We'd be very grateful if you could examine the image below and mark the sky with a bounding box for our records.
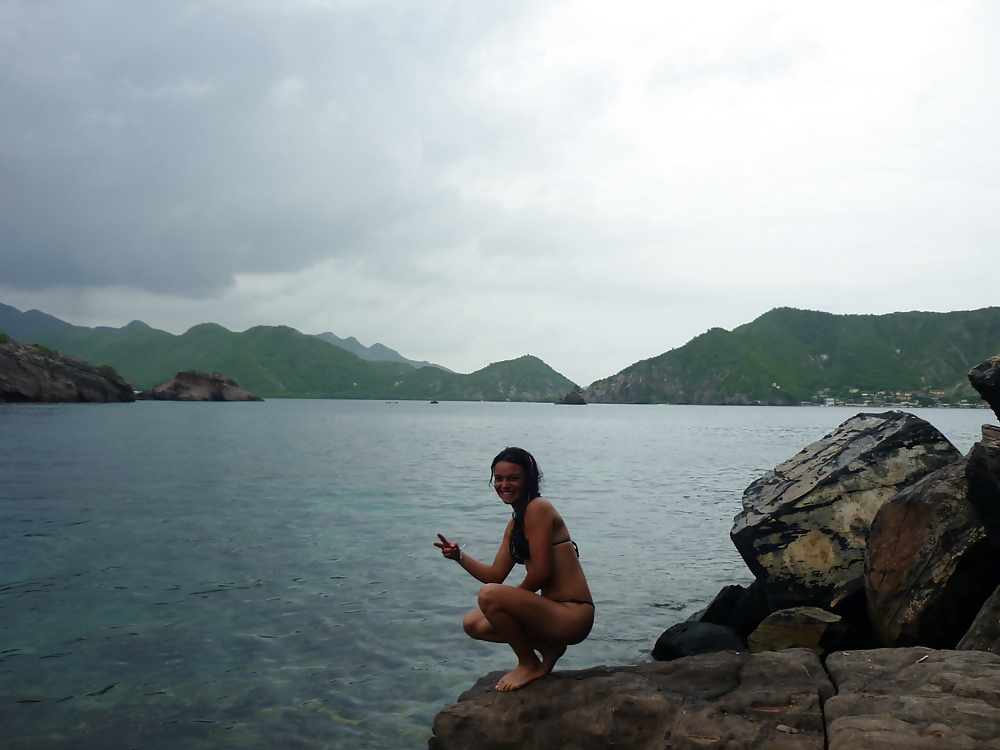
[1,0,998,386]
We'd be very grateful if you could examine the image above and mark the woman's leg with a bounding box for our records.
[476,584,593,691]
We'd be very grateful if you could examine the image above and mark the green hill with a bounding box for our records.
[584,307,1000,405]
[28,323,576,401]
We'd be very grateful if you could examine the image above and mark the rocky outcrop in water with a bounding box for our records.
[0,336,134,403]
[731,411,960,612]
[865,458,1000,649]
[555,388,587,405]
[137,371,263,401]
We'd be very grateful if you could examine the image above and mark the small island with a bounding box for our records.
[137,371,263,402]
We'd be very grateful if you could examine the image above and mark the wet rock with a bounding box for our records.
[651,621,743,661]
[865,460,1000,648]
[699,580,772,641]
[969,354,1000,422]
[966,428,1000,550]
[747,607,841,656]
[732,411,960,611]
[825,648,1000,749]
[137,371,263,401]
[430,649,831,750]
[555,388,586,405]
[0,337,134,403]
[958,584,1000,655]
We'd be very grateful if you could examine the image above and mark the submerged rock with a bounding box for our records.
[824,648,1000,749]
[731,411,960,612]
[698,580,771,642]
[430,649,831,750]
[137,371,263,402]
[865,459,1000,649]
[651,621,743,661]
[0,337,134,403]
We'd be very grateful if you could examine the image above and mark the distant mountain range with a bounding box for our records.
[4,302,999,404]
[585,307,1000,405]
[1,303,575,400]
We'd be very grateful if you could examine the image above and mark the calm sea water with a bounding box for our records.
[0,400,991,749]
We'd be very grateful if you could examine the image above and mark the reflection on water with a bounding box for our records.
[0,401,990,748]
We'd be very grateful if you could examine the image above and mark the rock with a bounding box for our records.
[958,584,1000,654]
[824,648,1000,749]
[430,649,832,750]
[865,460,1000,649]
[699,580,772,641]
[555,388,586,405]
[0,337,134,403]
[651,621,744,661]
[137,371,263,401]
[747,607,842,656]
[731,411,961,611]
[966,429,1000,550]
[969,354,1000,422]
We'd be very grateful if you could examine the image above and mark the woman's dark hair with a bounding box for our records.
[490,447,542,563]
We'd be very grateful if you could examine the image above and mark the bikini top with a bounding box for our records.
[511,536,580,565]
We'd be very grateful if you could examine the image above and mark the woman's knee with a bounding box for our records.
[463,608,493,640]
[477,583,503,612]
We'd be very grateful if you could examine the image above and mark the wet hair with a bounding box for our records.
[490,447,542,563]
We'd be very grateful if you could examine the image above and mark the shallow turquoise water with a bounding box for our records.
[0,400,990,748]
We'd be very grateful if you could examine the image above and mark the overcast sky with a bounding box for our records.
[2,1,998,385]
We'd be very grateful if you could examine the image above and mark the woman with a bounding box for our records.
[434,447,594,691]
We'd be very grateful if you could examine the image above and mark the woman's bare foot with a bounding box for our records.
[496,658,548,691]
[538,643,566,674]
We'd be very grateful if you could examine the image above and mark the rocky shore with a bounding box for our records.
[430,354,1000,749]
[0,335,134,403]
[137,370,263,401]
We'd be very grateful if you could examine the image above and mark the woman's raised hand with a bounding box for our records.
[434,533,462,560]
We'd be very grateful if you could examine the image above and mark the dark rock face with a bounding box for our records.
[699,580,771,642]
[430,649,832,750]
[555,388,586,405]
[0,338,134,403]
[731,411,960,612]
[137,371,263,401]
[651,621,743,661]
[865,460,1000,649]
[825,648,1000,749]
[747,607,841,656]
[969,354,1000,421]
[958,584,1000,655]
[967,430,1000,550]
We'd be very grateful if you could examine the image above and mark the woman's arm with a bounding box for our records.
[517,500,555,592]
[435,526,516,584]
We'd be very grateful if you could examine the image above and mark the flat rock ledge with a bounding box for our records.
[430,648,1000,749]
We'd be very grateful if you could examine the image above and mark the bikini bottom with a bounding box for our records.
[558,598,594,607]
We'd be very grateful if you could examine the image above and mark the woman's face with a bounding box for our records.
[492,461,526,505]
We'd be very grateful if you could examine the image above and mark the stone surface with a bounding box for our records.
[555,388,587,405]
[137,371,263,401]
[825,648,1000,749]
[865,460,1000,648]
[747,607,841,656]
[431,649,831,750]
[967,433,1000,550]
[651,621,744,661]
[732,411,960,611]
[969,354,1000,422]
[0,338,134,403]
[958,584,1000,655]
[699,580,772,641]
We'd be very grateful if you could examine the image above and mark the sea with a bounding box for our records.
[0,400,991,749]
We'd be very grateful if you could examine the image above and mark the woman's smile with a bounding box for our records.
[493,461,525,504]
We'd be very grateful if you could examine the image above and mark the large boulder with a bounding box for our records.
[0,337,134,403]
[137,371,263,401]
[747,607,842,656]
[731,411,960,612]
[430,649,832,750]
[865,460,1000,648]
[969,353,1000,421]
[651,621,743,661]
[698,580,772,641]
[966,426,1000,550]
[824,648,1000,749]
[958,583,1000,655]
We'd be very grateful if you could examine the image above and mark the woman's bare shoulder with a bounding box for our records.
[525,497,561,520]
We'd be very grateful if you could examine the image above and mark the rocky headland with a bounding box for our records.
[137,370,263,401]
[430,354,1000,749]
[0,334,134,403]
